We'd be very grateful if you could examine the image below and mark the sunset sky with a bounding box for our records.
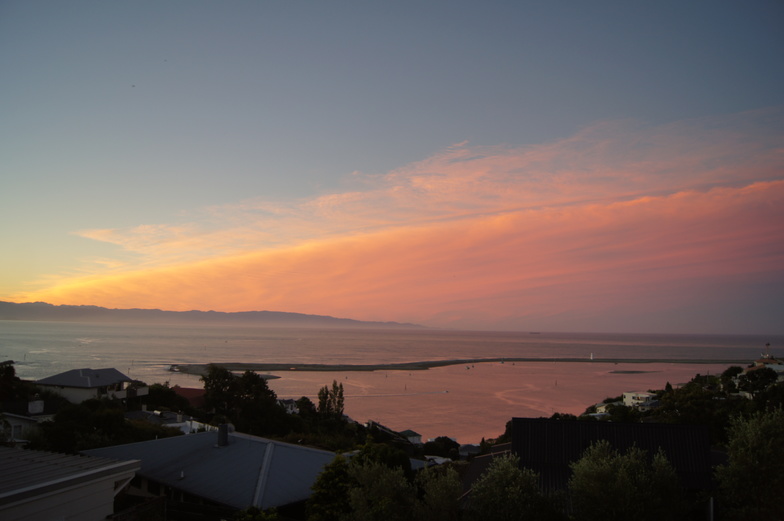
[2,1,783,334]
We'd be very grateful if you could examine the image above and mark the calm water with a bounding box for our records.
[1,321,778,443]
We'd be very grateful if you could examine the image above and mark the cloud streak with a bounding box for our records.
[14,108,784,332]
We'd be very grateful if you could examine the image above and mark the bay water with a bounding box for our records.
[1,321,778,443]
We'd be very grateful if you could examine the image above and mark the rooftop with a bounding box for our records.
[83,429,336,510]
[36,368,131,389]
[0,446,139,507]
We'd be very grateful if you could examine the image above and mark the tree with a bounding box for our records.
[354,441,413,478]
[753,380,784,410]
[317,380,345,418]
[413,464,461,521]
[28,399,182,453]
[715,408,784,521]
[0,361,40,404]
[466,454,564,521]
[344,459,416,521]
[200,366,287,435]
[145,382,191,412]
[0,361,20,402]
[603,403,640,423]
[234,370,281,432]
[656,377,746,443]
[331,380,344,417]
[422,436,460,460]
[296,396,317,417]
[549,412,578,421]
[568,440,684,521]
[738,367,778,396]
[721,366,743,380]
[237,371,277,405]
[307,455,355,521]
[494,420,513,443]
[308,450,461,521]
[201,364,238,416]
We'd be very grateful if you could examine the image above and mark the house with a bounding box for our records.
[125,409,217,435]
[36,368,148,404]
[510,417,712,493]
[425,455,452,465]
[0,446,140,521]
[765,364,784,381]
[399,429,423,445]
[0,398,56,447]
[622,391,659,411]
[83,426,337,517]
[746,354,784,381]
[594,400,622,414]
[277,398,299,415]
[171,385,206,409]
[365,420,421,444]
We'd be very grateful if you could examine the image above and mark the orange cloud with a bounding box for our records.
[10,108,784,331]
[20,180,784,330]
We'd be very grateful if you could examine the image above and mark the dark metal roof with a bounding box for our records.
[36,368,131,388]
[511,418,712,491]
[0,447,140,506]
[83,430,336,510]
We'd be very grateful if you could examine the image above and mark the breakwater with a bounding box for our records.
[171,357,749,376]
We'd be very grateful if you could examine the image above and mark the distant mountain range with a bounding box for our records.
[0,301,424,329]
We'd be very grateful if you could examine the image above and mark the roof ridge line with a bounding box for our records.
[252,442,275,508]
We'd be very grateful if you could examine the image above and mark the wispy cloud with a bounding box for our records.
[15,108,784,331]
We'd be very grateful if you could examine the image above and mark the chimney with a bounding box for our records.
[217,424,229,447]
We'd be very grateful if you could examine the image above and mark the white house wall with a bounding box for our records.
[43,387,97,404]
[0,470,135,521]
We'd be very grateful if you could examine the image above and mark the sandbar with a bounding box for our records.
[170,357,746,377]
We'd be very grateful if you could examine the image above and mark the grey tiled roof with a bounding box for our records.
[36,368,131,388]
[83,430,336,509]
[0,447,139,506]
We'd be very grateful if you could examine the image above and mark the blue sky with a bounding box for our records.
[2,1,783,333]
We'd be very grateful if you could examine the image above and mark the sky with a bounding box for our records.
[1,1,783,334]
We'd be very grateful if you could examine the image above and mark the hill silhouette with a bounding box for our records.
[0,301,423,329]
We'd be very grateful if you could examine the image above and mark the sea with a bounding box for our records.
[1,320,779,444]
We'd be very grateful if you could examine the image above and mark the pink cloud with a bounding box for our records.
[12,108,784,331]
[22,180,784,330]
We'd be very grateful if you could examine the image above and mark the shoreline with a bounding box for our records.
[171,357,747,377]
